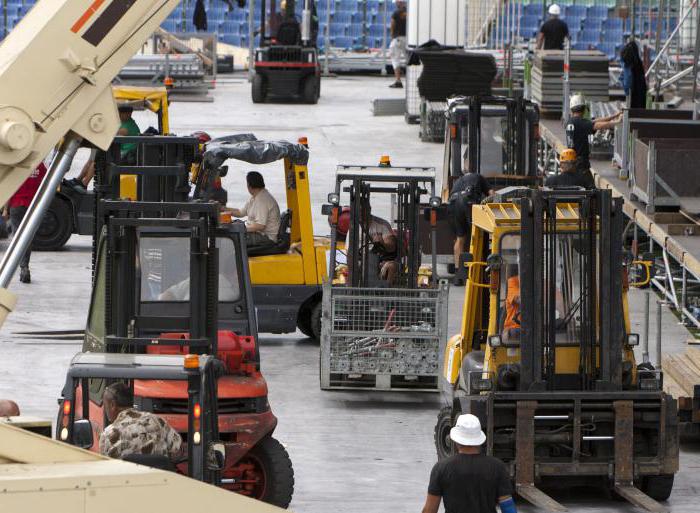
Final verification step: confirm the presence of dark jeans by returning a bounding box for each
[245,231,273,247]
[9,206,30,269]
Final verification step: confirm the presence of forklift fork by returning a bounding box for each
[514,401,568,512]
[612,401,669,513]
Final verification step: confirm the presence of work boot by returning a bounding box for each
[389,81,403,89]
[19,267,30,284]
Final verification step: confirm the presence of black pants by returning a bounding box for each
[9,206,30,269]
[245,231,274,248]
[575,161,596,190]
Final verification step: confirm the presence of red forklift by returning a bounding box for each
[252,0,321,104]
[56,145,294,507]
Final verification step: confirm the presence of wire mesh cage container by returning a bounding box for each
[320,280,449,391]
[419,100,447,143]
[405,63,422,124]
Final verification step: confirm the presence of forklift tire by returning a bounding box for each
[296,313,314,338]
[32,197,73,251]
[252,74,266,104]
[302,76,319,104]
[642,474,674,501]
[434,406,455,460]
[309,301,322,341]
[248,436,295,508]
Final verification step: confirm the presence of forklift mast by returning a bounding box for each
[518,188,625,391]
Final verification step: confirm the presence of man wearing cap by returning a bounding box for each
[545,149,591,189]
[421,414,516,513]
[566,95,622,189]
[537,4,568,50]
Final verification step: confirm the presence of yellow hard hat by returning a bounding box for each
[561,149,577,162]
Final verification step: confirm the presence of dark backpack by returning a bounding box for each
[450,173,484,205]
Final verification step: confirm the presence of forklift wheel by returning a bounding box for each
[302,76,319,104]
[244,436,295,508]
[434,406,455,460]
[297,300,321,341]
[252,74,266,104]
[32,197,73,251]
[642,474,674,501]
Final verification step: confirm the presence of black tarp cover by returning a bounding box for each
[203,135,310,168]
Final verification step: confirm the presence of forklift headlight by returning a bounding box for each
[328,193,340,205]
[429,196,441,208]
[627,333,640,347]
[469,373,493,392]
[488,335,502,348]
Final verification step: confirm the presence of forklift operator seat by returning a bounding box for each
[276,20,301,45]
[248,209,292,257]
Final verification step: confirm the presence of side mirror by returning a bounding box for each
[73,419,95,450]
[208,442,226,471]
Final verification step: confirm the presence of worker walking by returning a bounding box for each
[566,94,622,189]
[448,168,494,286]
[421,414,517,513]
[536,4,568,50]
[545,149,592,188]
[388,0,407,88]
[5,162,47,284]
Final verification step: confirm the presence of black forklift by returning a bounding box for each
[56,160,294,506]
[251,0,321,104]
[436,94,541,274]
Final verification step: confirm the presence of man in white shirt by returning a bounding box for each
[229,171,281,247]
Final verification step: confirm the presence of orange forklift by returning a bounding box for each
[56,146,293,507]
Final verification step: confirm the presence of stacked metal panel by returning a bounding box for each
[531,50,609,116]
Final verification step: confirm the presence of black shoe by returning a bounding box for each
[19,268,30,284]
[389,81,403,88]
[452,276,464,287]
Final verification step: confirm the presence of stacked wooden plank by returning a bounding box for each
[531,50,610,117]
[662,349,700,412]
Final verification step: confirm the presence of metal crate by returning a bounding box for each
[320,281,449,391]
[405,64,422,124]
[419,100,447,143]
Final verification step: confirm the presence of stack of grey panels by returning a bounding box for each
[531,50,609,116]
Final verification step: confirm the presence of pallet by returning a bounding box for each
[323,372,438,392]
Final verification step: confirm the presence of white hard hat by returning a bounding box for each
[450,414,486,447]
[570,93,586,111]
[548,4,561,16]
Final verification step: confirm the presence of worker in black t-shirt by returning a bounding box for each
[566,94,622,188]
[545,149,591,188]
[389,0,407,88]
[448,166,494,285]
[421,414,516,513]
[536,4,568,50]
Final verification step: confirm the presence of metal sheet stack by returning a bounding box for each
[531,50,609,116]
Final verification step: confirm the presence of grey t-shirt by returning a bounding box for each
[240,188,281,241]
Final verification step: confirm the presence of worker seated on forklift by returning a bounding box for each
[357,205,399,285]
[228,171,281,250]
[502,264,521,343]
[99,383,182,461]
[69,105,141,188]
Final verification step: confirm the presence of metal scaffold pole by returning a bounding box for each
[323,0,330,75]
[248,0,255,82]
[692,1,700,119]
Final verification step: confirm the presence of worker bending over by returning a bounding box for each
[537,4,568,50]
[230,171,281,248]
[448,165,494,286]
[421,414,516,513]
[545,149,591,189]
[361,206,399,285]
[99,383,182,460]
[566,94,622,189]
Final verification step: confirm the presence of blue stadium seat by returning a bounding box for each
[583,18,603,32]
[333,11,353,24]
[221,34,241,46]
[336,0,356,11]
[565,5,587,18]
[598,42,617,60]
[348,23,365,37]
[562,16,584,31]
[603,18,623,31]
[579,30,599,44]
[332,36,353,49]
[220,20,239,34]
[604,29,624,45]
[521,15,541,29]
[573,42,590,51]
[369,23,385,38]
[523,4,544,17]
[587,6,609,20]
[161,19,178,32]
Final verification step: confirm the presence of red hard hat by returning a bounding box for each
[192,131,212,144]
[331,207,351,237]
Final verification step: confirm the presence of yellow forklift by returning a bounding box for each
[33,86,173,251]
[202,136,329,339]
[436,188,678,512]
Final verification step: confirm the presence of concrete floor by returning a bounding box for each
[2,75,700,512]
